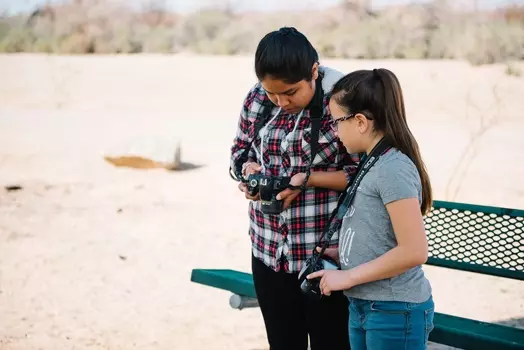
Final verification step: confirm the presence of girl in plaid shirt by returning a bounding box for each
[230,27,359,350]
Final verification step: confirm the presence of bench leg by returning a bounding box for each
[229,294,260,310]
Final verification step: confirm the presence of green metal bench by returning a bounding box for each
[191,200,524,349]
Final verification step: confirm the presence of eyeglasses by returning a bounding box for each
[330,113,355,129]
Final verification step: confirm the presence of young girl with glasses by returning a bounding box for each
[307,68,435,350]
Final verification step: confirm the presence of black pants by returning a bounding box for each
[252,255,350,350]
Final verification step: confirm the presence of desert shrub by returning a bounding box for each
[0,0,521,66]
[0,26,34,52]
[505,61,522,77]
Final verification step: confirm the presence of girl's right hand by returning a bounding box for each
[238,182,260,201]
[316,247,340,265]
[238,162,262,200]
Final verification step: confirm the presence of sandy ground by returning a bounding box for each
[0,54,523,350]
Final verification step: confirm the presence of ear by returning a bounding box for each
[312,63,319,80]
[354,113,371,134]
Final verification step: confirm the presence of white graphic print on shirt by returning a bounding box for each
[340,204,356,266]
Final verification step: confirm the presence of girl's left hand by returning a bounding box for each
[306,270,353,296]
[276,172,307,210]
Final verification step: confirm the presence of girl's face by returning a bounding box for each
[261,77,314,114]
[328,98,367,154]
[260,63,319,115]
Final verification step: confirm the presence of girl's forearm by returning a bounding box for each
[344,245,427,289]
[308,171,347,191]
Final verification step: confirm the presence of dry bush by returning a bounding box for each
[501,4,524,24]
[0,26,34,52]
[175,9,234,54]
[505,62,522,77]
[0,0,522,65]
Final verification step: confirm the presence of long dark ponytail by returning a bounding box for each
[332,68,433,215]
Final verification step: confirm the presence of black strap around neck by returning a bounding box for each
[314,137,392,259]
[307,77,324,164]
[290,77,323,190]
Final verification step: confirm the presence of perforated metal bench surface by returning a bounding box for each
[190,201,524,349]
[425,200,524,280]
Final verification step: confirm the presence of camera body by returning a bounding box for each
[298,252,340,299]
[246,174,291,215]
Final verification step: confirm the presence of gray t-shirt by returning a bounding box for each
[339,148,432,303]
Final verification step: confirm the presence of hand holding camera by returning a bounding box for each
[244,171,309,215]
[238,162,262,200]
[245,174,291,214]
[298,248,340,299]
[297,246,353,298]
[306,268,353,297]
[275,172,308,210]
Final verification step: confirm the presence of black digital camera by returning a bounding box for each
[246,174,291,215]
[297,251,340,299]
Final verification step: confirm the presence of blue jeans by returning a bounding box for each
[347,296,435,350]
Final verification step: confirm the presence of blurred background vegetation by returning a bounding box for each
[0,0,523,66]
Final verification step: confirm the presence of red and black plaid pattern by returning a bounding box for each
[231,82,360,273]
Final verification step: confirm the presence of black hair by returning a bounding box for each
[332,69,433,215]
[254,27,319,84]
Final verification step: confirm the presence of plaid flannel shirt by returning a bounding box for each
[230,80,360,273]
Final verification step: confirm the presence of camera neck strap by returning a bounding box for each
[288,79,323,191]
[230,77,324,184]
[315,137,392,259]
